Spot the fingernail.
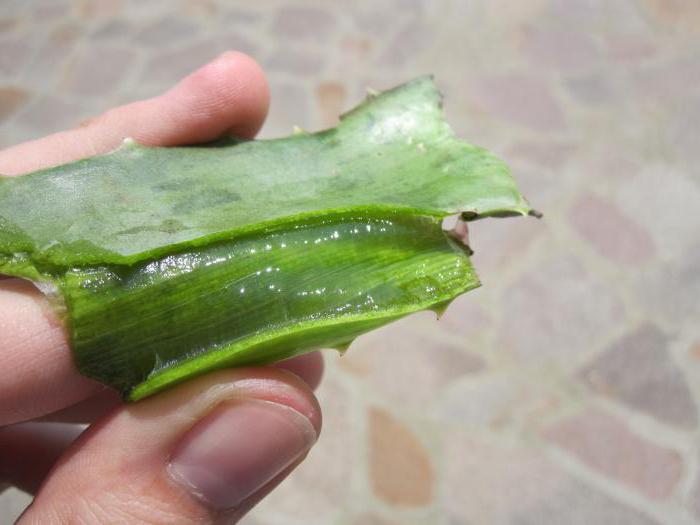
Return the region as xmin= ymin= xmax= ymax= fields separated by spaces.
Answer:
xmin=169 ymin=399 xmax=317 ymax=510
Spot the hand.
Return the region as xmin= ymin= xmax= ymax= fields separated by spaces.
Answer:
xmin=0 ymin=52 xmax=323 ymax=524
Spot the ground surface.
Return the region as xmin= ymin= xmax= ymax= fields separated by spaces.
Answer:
xmin=1 ymin=1 xmax=699 ymax=523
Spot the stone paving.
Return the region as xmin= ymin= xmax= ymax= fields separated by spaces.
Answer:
xmin=1 ymin=0 xmax=699 ymax=523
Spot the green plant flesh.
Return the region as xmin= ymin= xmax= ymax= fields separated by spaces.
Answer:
xmin=0 ymin=77 xmax=534 ymax=401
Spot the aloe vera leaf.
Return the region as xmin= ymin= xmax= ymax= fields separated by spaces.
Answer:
xmin=0 ymin=76 xmax=533 ymax=401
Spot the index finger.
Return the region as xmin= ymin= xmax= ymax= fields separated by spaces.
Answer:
xmin=0 ymin=52 xmax=270 ymax=424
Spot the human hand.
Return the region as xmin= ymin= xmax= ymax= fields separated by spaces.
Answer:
xmin=0 ymin=52 xmax=324 ymax=524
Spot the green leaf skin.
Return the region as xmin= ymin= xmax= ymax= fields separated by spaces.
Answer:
xmin=0 ymin=76 xmax=533 ymax=401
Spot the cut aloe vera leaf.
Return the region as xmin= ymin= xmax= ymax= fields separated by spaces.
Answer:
xmin=0 ymin=76 xmax=533 ymax=400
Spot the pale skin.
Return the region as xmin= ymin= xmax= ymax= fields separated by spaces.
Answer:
xmin=0 ymin=52 xmax=325 ymax=524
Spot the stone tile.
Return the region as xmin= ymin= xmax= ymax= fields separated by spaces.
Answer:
xmin=0 ymin=87 xmax=30 ymax=122
xmin=261 ymin=81 xmax=312 ymax=139
xmin=63 ymin=45 xmax=136 ymax=97
xmin=444 ymin=431 xmax=662 ymax=524
xmin=20 ymin=22 xmax=83 ymax=87
xmin=30 ymin=1 xmax=74 ymax=21
xmin=220 ymin=7 xmax=262 ymax=27
xmin=0 ymin=18 xmax=21 ymax=33
xmin=635 ymin=240 xmax=700 ymax=326
xmin=439 ymin=373 xmax=519 ymax=429
xmin=568 ymin=192 xmax=655 ymax=265
xmin=437 ymin=292 xmax=494 ymax=341
xmin=566 ymin=74 xmax=616 ymax=105
xmin=639 ymin=0 xmax=700 ymax=34
xmin=468 ymin=213 xmax=545 ymax=273
xmin=604 ymin=34 xmax=657 ymax=62
xmin=141 ymin=40 xmax=233 ymax=87
xmin=468 ymin=72 xmax=567 ymax=132
xmin=669 ymin=94 xmax=700 ymax=167
xmin=580 ymin=323 xmax=697 ymax=429
xmin=316 ymin=81 xmax=346 ymax=128
xmin=264 ymin=45 xmax=326 ymax=77
xmin=15 ymin=96 xmax=86 ymax=138
xmin=629 ymin=55 xmax=700 ymax=102
xmin=348 ymin=512 xmax=402 ymax=525
xmin=513 ymin=477 xmax=661 ymax=525
xmin=271 ymin=6 xmax=336 ymax=43
xmin=376 ymin=19 xmax=433 ymax=68
xmin=368 ymin=407 xmax=434 ymax=507
xmin=444 ymin=431 xmax=565 ymax=524
xmin=90 ymin=19 xmax=134 ymax=41
xmin=520 ymin=25 xmax=601 ymax=71
xmin=614 ymin=166 xmax=700 ymax=261
xmin=500 ymin=252 xmax=625 ymax=364
xmin=689 ymin=464 xmax=700 ymax=520
xmin=135 ymin=16 xmax=200 ymax=47
xmin=0 ymin=37 xmax=32 ymax=76
xmin=507 ymin=140 xmax=576 ymax=170
xmin=544 ymin=408 xmax=683 ymax=499
xmin=340 ymin=314 xmax=485 ymax=408
xmin=77 ymin=0 xmax=123 ymax=18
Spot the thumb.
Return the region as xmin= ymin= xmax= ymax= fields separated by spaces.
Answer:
xmin=19 ymin=368 xmax=321 ymax=524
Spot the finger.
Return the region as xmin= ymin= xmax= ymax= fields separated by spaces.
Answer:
xmin=0 ymin=422 xmax=85 ymax=494
xmin=19 ymin=368 xmax=321 ymax=524
xmin=0 ymin=278 xmax=102 ymax=425
xmin=274 ymin=351 xmax=325 ymax=391
xmin=41 ymin=352 xmax=324 ymax=424
xmin=0 ymin=50 xmax=269 ymax=176
xmin=0 ymin=52 xmax=270 ymax=425
xmin=38 ymin=389 xmax=123 ymax=424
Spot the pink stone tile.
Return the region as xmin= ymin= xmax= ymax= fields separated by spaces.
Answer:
xmin=469 ymin=72 xmax=567 ymax=132
xmin=21 ymin=22 xmax=83 ymax=87
xmin=271 ymin=6 xmax=336 ymax=43
xmin=439 ymin=373 xmax=519 ymax=429
xmin=520 ymin=25 xmax=602 ymax=71
xmin=349 ymin=513 xmax=401 ymax=525
xmin=376 ymin=19 xmax=433 ymax=68
xmin=669 ymin=94 xmax=700 ymax=167
xmin=264 ymin=45 xmax=326 ymax=76
xmin=0 ymin=37 xmax=32 ymax=76
xmin=544 ymin=408 xmax=683 ymax=499
xmin=444 ymin=432 xmax=566 ymax=524
xmin=340 ymin=314 xmax=485 ymax=408
xmin=437 ymin=292 xmax=494 ymax=341
xmin=580 ymin=323 xmax=697 ymax=429
xmin=77 ymin=0 xmax=123 ymax=17
xmin=368 ymin=407 xmax=434 ymax=507
xmin=566 ymin=74 xmax=616 ymax=105
xmin=141 ymin=40 xmax=245 ymax=87
xmin=63 ymin=45 xmax=136 ymax=97
xmin=16 ymin=96 xmax=86 ymax=137
xmin=135 ymin=16 xmax=200 ymax=47
xmin=629 ymin=55 xmax=700 ymax=101
xmin=316 ymin=81 xmax=346 ymax=128
xmin=689 ymin=466 xmax=700 ymax=520
xmin=635 ymin=240 xmax=700 ymax=326
xmin=0 ymin=87 xmax=30 ymax=122
xmin=467 ymin=211 xmax=545 ymax=274
xmin=499 ymin=252 xmax=626 ymax=364
xmin=516 ymin=477 xmax=661 ymax=525
xmin=507 ymin=140 xmax=576 ymax=170
xmin=614 ymin=166 xmax=700 ymax=261
xmin=568 ymin=192 xmax=655 ymax=265
xmin=604 ymin=34 xmax=658 ymax=62
xmin=639 ymin=0 xmax=700 ymax=34
xmin=260 ymin=81 xmax=312 ymax=139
